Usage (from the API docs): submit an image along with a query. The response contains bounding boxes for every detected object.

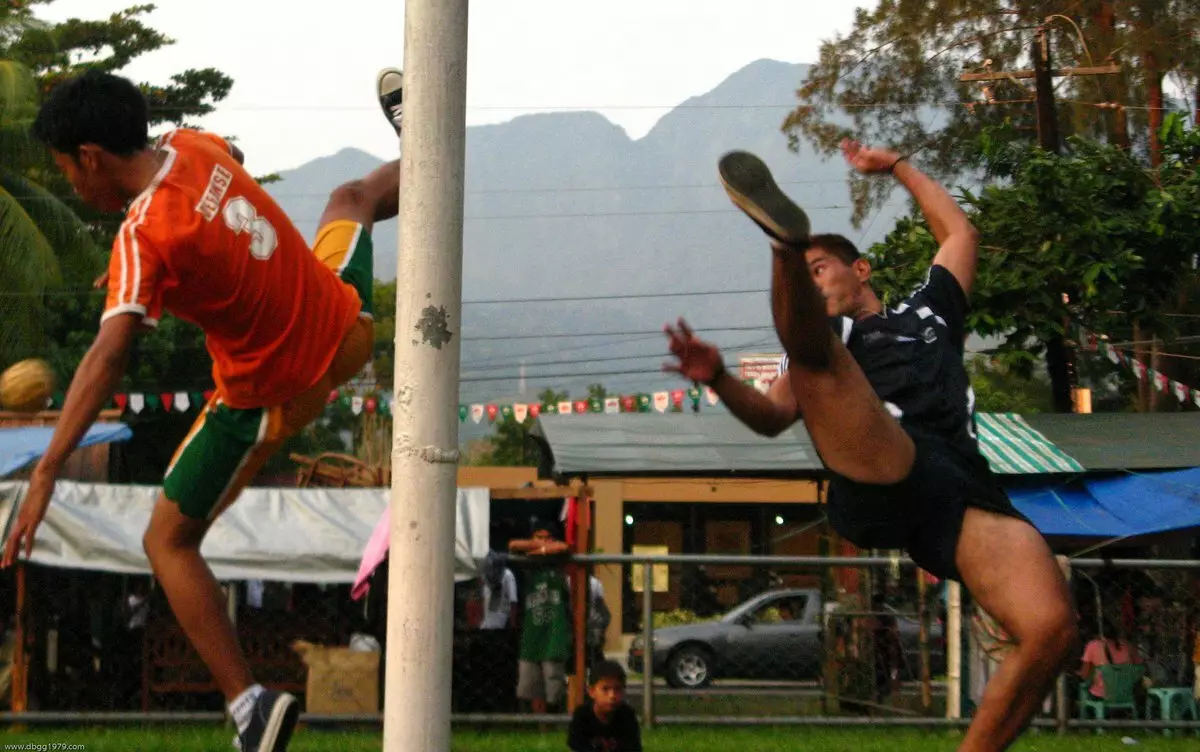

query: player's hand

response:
[841,139,903,175]
[663,318,725,385]
[93,270,109,289]
[2,467,54,568]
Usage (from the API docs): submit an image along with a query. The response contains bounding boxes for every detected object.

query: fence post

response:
[946,581,962,722]
[918,570,932,713]
[1056,559,1071,735]
[642,562,654,728]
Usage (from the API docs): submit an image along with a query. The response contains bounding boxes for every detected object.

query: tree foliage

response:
[786,0,1200,223]
[866,116,1200,376]
[0,2,233,385]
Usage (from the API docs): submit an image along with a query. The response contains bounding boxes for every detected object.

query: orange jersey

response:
[102,129,362,408]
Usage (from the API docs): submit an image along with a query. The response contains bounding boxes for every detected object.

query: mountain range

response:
[264,59,912,430]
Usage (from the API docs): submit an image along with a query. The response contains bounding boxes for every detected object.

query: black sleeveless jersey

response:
[780,265,978,453]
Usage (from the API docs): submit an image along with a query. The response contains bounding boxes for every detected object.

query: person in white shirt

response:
[481,566,518,630]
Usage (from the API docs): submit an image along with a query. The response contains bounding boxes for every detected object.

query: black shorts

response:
[825,431,1032,582]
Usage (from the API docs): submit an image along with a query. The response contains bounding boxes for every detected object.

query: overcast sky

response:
[41,1,863,174]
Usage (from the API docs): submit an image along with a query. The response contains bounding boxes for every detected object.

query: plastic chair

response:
[1078,664,1146,733]
[1146,686,1200,737]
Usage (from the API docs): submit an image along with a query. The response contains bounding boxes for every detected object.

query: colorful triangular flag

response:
[470,404,484,424]
[604,397,620,414]
[514,403,529,423]
[653,391,669,413]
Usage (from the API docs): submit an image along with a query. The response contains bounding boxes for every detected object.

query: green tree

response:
[786,0,1200,223]
[0,56,100,365]
[967,357,1052,414]
[478,415,541,467]
[539,387,568,408]
[4,3,235,387]
[372,279,396,390]
[865,119,1200,409]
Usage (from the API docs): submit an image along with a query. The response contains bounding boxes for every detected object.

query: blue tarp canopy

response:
[1007,468,1200,538]
[0,423,132,477]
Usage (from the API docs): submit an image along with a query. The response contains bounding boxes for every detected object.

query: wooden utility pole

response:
[960,26,1121,414]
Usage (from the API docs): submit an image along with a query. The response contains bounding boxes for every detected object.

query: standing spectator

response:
[510,525,571,714]
[587,575,611,669]
[474,551,520,712]
[481,552,519,630]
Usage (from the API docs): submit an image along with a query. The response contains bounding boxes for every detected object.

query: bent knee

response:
[1020,606,1079,663]
[144,499,208,560]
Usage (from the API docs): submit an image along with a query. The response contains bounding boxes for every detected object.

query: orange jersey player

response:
[3,67,407,752]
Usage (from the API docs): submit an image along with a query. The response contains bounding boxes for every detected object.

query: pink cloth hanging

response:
[352,504,391,600]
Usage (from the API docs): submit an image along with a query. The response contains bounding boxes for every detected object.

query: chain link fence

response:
[0,554,1197,734]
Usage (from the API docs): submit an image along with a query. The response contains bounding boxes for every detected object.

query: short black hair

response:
[32,69,149,157]
[808,233,862,266]
[589,660,627,687]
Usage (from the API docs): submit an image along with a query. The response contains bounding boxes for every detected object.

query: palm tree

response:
[0,58,101,368]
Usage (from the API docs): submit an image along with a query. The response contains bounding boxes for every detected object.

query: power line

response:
[262,177,861,198]
[461,335,779,372]
[9,285,775,305]
[151,101,973,113]
[459,324,773,343]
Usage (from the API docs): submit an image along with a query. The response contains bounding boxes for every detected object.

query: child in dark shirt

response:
[567,660,642,752]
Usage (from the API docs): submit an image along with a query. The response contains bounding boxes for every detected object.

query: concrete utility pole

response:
[385,1,470,750]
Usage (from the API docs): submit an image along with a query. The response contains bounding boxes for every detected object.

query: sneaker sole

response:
[718,151,811,246]
[377,67,403,94]
[260,693,300,752]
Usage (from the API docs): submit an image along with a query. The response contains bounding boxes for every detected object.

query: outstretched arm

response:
[842,140,979,298]
[2,314,138,566]
[664,319,799,437]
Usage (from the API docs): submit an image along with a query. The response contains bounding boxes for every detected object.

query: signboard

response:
[739,353,785,393]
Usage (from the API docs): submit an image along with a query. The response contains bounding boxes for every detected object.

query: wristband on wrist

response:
[705,361,727,386]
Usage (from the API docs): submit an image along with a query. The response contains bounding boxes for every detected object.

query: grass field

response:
[0,726,1196,751]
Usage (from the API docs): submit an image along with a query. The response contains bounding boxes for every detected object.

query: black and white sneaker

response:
[717,150,811,248]
[377,67,404,136]
[234,690,299,752]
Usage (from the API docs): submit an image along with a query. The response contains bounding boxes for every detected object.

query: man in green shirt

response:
[510,526,571,713]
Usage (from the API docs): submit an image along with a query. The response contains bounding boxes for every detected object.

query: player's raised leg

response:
[719,151,915,485]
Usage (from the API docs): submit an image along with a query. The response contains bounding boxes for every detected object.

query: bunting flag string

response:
[74,377,766,425]
[1091,329,1200,408]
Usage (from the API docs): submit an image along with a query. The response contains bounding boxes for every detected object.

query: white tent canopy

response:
[0,481,489,584]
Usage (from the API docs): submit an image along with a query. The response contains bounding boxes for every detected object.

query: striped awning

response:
[976,413,1085,474]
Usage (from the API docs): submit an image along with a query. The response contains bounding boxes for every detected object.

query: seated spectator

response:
[1079,618,1141,700]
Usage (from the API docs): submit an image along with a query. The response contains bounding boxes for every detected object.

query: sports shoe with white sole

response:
[234,690,299,752]
[377,67,404,136]
[718,150,811,247]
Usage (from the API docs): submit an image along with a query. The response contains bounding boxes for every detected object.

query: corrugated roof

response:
[1023,412,1200,471]
[535,412,1200,476]
[533,413,823,475]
